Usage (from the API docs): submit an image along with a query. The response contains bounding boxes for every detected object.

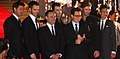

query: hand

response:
[51,54,59,59]
[40,24,46,27]
[30,53,37,59]
[77,34,84,41]
[94,51,100,58]
[111,53,116,59]
[83,34,86,40]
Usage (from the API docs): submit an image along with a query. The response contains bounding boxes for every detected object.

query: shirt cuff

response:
[57,53,62,57]
[111,51,116,54]
[50,54,54,58]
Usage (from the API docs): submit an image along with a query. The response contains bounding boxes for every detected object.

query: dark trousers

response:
[116,45,120,59]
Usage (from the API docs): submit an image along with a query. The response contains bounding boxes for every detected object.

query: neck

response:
[82,15,87,21]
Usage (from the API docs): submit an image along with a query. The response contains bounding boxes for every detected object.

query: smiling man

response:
[22,1,40,59]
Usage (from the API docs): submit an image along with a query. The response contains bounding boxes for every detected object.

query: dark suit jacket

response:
[64,20,89,59]
[22,16,39,58]
[38,23,65,59]
[98,20,116,59]
[116,45,120,59]
[83,15,101,58]
[4,15,24,58]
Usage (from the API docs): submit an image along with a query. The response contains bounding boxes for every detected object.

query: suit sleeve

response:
[110,21,116,51]
[22,21,34,55]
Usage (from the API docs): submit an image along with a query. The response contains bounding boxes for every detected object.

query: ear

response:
[71,15,73,18]
[99,11,101,15]
[29,8,31,12]
[14,7,17,12]
[45,16,48,20]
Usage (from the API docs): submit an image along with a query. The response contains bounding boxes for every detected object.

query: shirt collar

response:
[12,13,19,20]
[46,22,55,27]
[72,21,79,26]
[29,14,36,21]
[100,18,107,22]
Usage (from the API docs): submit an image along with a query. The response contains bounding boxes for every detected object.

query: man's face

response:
[30,5,39,17]
[83,6,91,16]
[109,13,117,21]
[54,6,62,17]
[100,8,108,19]
[46,12,56,25]
[72,11,82,23]
[14,6,24,16]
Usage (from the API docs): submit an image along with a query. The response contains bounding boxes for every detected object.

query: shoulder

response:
[4,15,15,25]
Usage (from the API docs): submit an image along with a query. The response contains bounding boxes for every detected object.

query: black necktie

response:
[35,18,38,29]
[18,19,22,26]
[51,26,55,35]
[101,21,104,30]
[75,24,78,33]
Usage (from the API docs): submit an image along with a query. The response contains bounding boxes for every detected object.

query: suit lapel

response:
[103,20,109,30]
[28,16,37,30]
[70,22,77,34]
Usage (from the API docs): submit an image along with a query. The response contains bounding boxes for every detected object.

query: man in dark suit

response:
[38,10,64,59]
[3,1,25,59]
[81,2,100,59]
[64,7,89,59]
[94,5,116,59]
[22,1,40,59]
[109,10,120,59]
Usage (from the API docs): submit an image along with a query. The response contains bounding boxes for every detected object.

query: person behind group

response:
[81,2,100,59]
[52,3,62,24]
[22,1,40,59]
[0,39,9,59]
[3,1,25,59]
[38,10,65,59]
[94,5,116,59]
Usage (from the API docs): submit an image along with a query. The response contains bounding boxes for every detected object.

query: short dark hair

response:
[12,1,25,12]
[28,1,39,8]
[81,2,91,8]
[100,5,109,11]
[71,7,81,15]
[109,10,116,16]
[0,38,8,53]
[45,10,54,16]
[52,3,60,11]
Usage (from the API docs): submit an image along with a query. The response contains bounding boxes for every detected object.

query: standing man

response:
[3,1,25,59]
[94,5,116,59]
[81,2,100,59]
[38,10,64,59]
[64,7,89,59]
[109,10,120,59]
[52,3,64,25]
[22,1,40,59]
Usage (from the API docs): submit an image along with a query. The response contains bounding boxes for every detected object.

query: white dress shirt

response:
[29,14,39,30]
[72,21,79,32]
[46,22,56,35]
[12,13,19,21]
[100,18,107,30]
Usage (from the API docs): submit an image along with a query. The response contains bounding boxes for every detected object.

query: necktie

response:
[35,18,38,29]
[75,24,78,33]
[18,19,22,26]
[51,26,55,35]
[101,21,104,30]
